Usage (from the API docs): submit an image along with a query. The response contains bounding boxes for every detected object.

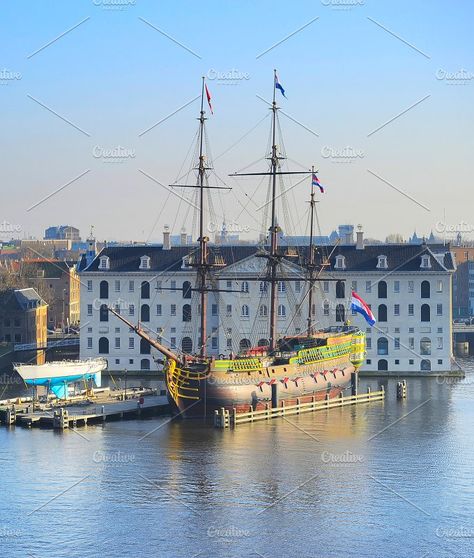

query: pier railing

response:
[214,387,385,428]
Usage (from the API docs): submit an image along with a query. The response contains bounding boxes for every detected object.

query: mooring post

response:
[271,382,278,409]
[351,372,358,396]
[397,380,407,399]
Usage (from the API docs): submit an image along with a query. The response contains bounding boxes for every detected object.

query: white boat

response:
[14,358,107,399]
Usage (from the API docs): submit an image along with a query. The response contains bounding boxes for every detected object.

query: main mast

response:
[197,77,208,358]
[307,165,316,335]
[268,69,280,351]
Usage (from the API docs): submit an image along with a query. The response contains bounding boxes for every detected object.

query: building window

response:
[378,359,388,371]
[323,281,329,293]
[140,338,150,354]
[351,281,357,292]
[226,304,232,316]
[99,256,110,270]
[295,281,301,293]
[129,338,134,349]
[226,338,232,349]
[421,280,430,299]
[377,337,388,355]
[211,337,218,350]
[437,280,443,293]
[335,304,345,322]
[211,304,218,316]
[226,280,232,289]
[408,304,414,316]
[141,304,150,322]
[182,337,193,353]
[259,282,268,293]
[115,338,120,349]
[239,339,251,352]
[156,281,161,292]
[259,304,268,317]
[438,359,443,365]
[182,304,192,322]
[155,304,161,316]
[394,281,400,293]
[408,281,414,293]
[114,280,120,292]
[366,338,372,350]
[128,304,134,317]
[394,338,400,349]
[409,337,415,349]
[170,304,176,316]
[87,337,92,349]
[336,281,345,299]
[139,255,151,270]
[87,304,92,316]
[182,281,192,299]
[420,337,431,355]
[241,305,249,317]
[437,304,442,316]
[421,255,431,269]
[377,255,388,269]
[126,280,133,293]
[421,304,430,322]
[437,337,443,350]
[278,281,286,293]
[323,301,329,316]
[98,337,109,354]
[278,304,286,317]
[366,359,372,365]
[99,280,109,299]
[366,281,371,293]
[378,304,387,322]
[378,281,387,299]
[335,255,346,270]
[141,281,150,299]
[100,304,108,322]
[395,359,400,365]
[394,304,400,316]
[140,358,150,370]
[241,281,249,293]
[409,359,414,365]
[87,280,92,292]
[421,359,431,371]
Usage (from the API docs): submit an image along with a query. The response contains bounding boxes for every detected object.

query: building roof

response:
[79,242,455,274]
[0,288,47,312]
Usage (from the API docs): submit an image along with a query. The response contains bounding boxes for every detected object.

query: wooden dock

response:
[0,389,170,430]
[214,387,385,428]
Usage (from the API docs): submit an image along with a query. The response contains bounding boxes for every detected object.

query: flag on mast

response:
[312,173,324,193]
[274,72,286,98]
[205,84,213,114]
[351,291,376,326]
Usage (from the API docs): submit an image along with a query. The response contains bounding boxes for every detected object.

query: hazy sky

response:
[1,0,473,244]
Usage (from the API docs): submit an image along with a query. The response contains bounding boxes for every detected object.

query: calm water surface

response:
[1,363,473,557]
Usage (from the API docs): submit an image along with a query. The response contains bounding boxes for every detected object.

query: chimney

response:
[163,225,171,250]
[356,225,364,250]
[180,228,187,246]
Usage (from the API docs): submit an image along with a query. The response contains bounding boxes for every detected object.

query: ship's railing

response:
[213,358,262,372]
[165,360,207,403]
[291,339,353,366]
[214,387,385,428]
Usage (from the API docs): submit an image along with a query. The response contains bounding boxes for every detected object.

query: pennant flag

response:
[205,84,213,114]
[312,173,324,193]
[351,291,376,326]
[274,72,286,98]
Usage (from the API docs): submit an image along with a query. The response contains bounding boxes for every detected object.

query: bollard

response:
[271,382,279,409]
[351,371,358,396]
[397,380,407,399]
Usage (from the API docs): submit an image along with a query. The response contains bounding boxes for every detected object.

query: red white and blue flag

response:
[312,173,324,193]
[274,73,286,98]
[351,291,376,326]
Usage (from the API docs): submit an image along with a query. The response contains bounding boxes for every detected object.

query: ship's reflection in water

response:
[1,362,473,558]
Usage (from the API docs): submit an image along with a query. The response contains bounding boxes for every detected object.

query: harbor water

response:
[1,361,473,557]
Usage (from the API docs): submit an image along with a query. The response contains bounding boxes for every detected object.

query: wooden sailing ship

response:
[109,72,366,417]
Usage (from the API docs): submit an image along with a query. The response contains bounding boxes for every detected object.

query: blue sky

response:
[1,0,473,243]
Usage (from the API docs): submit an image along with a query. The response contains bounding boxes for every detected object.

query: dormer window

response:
[139,255,151,270]
[181,256,192,269]
[420,255,431,269]
[99,256,110,270]
[335,255,346,270]
[377,255,388,269]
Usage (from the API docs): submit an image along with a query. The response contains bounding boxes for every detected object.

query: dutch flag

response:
[351,291,376,326]
[275,72,286,98]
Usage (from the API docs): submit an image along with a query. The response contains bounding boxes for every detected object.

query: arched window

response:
[421,280,430,299]
[336,304,345,322]
[241,305,249,317]
[278,304,286,317]
[259,282,268,293]
[182,281,192,299]
[378,359,388,371]
[377,337,388,355]
[140,338,150,354]
[421,359,431,371]
[141,281,150,299]
[378,280,387,299]
[259,304,268,317]
[420,337,431,355]
[336,281,345,299]
[239,338,251,352]
[182,337,193,353]
[99,280,109,299]
[141,304,150,322]
[100,304,108,322]
[421,304,430,322]
[258,338,269,347]
[98,337,109,354]
[182,304,192,322]
[140,358,150,370]
[241,281,249,293]
[378,304,387,322]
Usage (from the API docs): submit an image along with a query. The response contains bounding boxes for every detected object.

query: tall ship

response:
[110,72,366,417]
[14,358,106,399]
